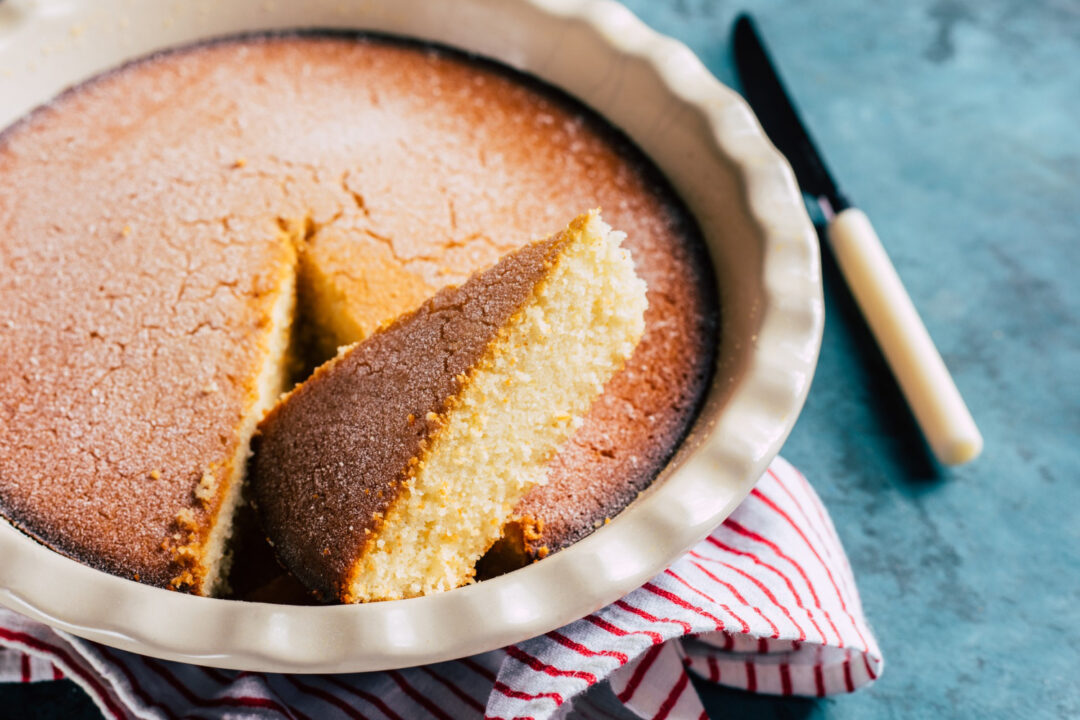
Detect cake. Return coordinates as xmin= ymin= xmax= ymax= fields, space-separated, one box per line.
xmin=0 ymin=34 xmax=716 ymax=596
xmin=0 ymin=181 xmax=298 ymax=594
xmin=295 ymin=220 xmax=435 ymax=361
xmin=252 ymin=212 xmax=645 ymax=602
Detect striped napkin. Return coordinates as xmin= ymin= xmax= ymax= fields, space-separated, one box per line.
xmin=0 ymin=456 xmax=883 ymax=719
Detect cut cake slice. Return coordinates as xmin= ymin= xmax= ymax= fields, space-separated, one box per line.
xmin=251 ymin=211 xmax=647 ymax=602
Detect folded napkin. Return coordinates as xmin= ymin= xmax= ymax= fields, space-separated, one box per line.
xmin=0 ymin=456 xmax=883 ymax=719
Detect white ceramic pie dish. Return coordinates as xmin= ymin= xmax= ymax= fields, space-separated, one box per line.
xmin=0 ymin=0 xmax=822 ymax=672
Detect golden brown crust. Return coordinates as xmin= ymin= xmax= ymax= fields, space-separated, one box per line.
xmin=252 ymin=234 xmax=569 ymax=599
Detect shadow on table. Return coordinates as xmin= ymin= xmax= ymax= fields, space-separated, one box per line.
xmin=813 ymin=220 xmax=943 ymax=490
xmin=0 ymin=680 xmax=102 ymax=720
xmin=694 ymin=673 xmax=824 ymax=719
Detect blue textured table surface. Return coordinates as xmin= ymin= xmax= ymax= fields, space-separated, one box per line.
xmin=3 ymin=2 xmax=1077 ymax=719
xmin=616 ymin=0 xmax=1079 ymax=717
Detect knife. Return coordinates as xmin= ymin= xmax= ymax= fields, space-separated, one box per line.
xmin=733 ymin=14 xmax=982 ymax=466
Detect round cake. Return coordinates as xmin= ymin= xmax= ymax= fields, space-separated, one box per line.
xmin=0 ymin=34 xmax=717 ymax=595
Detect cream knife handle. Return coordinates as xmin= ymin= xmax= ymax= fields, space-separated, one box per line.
xmin=826 ymin=208 xmax=983 ymax=465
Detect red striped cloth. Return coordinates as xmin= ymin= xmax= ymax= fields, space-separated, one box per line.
xmin=0 ymin=457 xmax=883 ymax=719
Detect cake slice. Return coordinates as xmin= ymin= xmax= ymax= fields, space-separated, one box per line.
xmin=251 ymin=211 xmax=646 ymax=602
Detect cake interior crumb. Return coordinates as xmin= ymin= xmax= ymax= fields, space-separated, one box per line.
xmin=345 ymin=212 xmax=647 ymax=602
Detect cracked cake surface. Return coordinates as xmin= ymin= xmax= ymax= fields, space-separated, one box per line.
xmin=0 ymin=34 xmax=716 ymax=594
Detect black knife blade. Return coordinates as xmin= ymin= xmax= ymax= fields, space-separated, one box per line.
xmin=733 ymin=14 xmax=849 ymax=216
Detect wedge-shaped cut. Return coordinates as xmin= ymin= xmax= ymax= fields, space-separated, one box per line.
xmin=252 ymin=211 xmax=647 ymax=602
xmin=296 ymin=224 xmax=434 ymax=360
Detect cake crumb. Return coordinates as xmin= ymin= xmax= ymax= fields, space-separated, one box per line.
xmin=121 ymin=224 xmax=132 ymax=237
xmin=232 ymin=157 xmax=247 ymax=168
xmin=149 ymin=469 xmax=161 ymax=480
xmin=169 ymin=570 xmax=195 ymax=590
xmin=522 ymin=519 xmax=544 ymax=542
xmin=174 ymin=545 xmax=198 ymax=561
xmin=175 ymin=508 xmax=197 ymax=530
xmin=201 ymin=381 xmax=220 ymax=395
xmin=194 ymin=471 xmax=217 ymax=504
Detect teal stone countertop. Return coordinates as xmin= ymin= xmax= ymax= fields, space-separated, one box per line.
xmin=616 ymin=0 xmax=1078 ymax=717
xmin=0 ymin=2 xmax=1076 ymax=719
